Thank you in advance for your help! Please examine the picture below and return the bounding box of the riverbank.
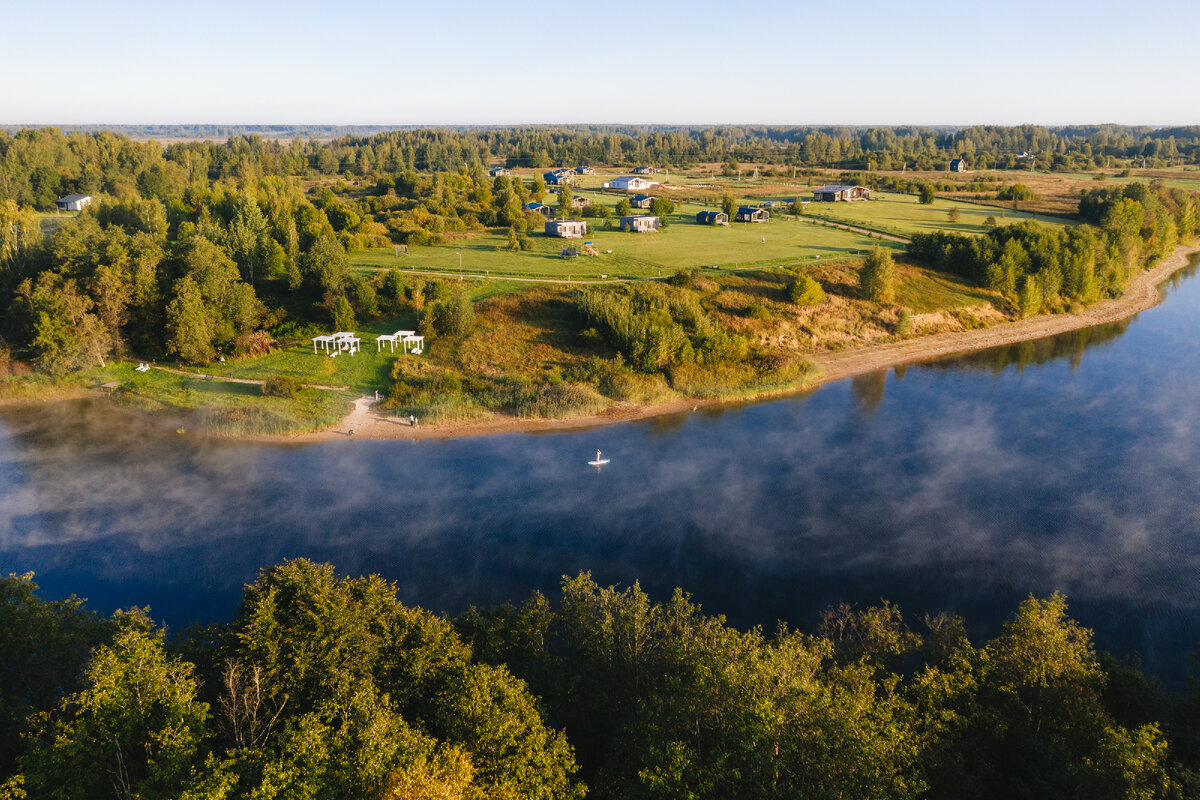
[271,243,1198,443]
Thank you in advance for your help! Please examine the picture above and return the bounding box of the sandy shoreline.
[268,243,1197,444]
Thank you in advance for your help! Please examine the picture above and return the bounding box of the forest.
[0,125,1197,428]
[2,562,1198,800]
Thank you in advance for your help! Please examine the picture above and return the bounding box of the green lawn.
[353,201,892,281]
[800,191,1063,237]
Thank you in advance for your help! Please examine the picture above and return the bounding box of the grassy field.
[353,199,898,280]
[800,191,1064,237]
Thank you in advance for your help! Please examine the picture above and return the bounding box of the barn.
[620,215,659,233]
[736,206,770,223]
[546,219,588,238]
[812,184,872,202]
[55,194,92,211]
[696,211,729,225]
[630,194,653,209]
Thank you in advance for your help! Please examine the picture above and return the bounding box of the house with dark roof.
[546,219,587,238]
[55,193,92,211]
[630,194,653,209]
[524,202,555,218]
[632,166,657,175]
[575,166,596,175]
[735,206,770,222]
[570,195,592,209]
[620,215,659,233]
[950,158,968,172]
[812,184,871,202]
[696,211,729,225]
[544,169,576,186]
[489,166,512,177]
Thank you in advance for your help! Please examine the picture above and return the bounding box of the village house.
[545,219,587,238]
[608,176,655,192]
[812,184,872,202]
[523,202,555,218]
[571,195,591,209]
[949,158,968,172]
[489,166,511,177]
[620,215,660,233]
[630,194,653,209]
[632,166,657,175]
[55,193,92,211]
[544,168,576,186]
[696,210,729,225]
[575,166,596,175]
[736,206,770,223]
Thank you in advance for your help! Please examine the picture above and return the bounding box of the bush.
[233,331,277,358]
[262,374,301,398]
[788,275,827,306]
[860,247,896,303]
[895,308,912,336]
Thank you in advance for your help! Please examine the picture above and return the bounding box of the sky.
[2,0,1197,127]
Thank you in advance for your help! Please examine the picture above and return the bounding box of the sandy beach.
[234,243,1200,443]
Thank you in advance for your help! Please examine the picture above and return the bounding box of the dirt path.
[146,364,348,391]
[806,217,910,243]
[268,244,1200,444]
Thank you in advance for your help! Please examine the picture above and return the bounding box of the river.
[3,256,1199,683]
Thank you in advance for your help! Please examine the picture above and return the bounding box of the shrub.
[788,275,827,306]
[895,308,912,336]
[860,247,896,303]
[262,374,301,398]
[233,331,277,358]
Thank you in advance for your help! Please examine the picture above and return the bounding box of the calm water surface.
[3,256,1200,682]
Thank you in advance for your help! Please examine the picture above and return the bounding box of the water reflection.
[2,255,1200,685]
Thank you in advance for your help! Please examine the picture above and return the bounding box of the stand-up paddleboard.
[588,450,610,466]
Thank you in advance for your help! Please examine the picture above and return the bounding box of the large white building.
[607,176,656,192]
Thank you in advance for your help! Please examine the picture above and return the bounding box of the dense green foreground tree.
[6,564,1200,799]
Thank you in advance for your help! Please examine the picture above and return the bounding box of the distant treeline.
[907,181,1200,316]
[3,561,1200,800]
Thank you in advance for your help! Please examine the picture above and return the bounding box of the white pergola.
[401,334,424,355]
[314,332,360,356]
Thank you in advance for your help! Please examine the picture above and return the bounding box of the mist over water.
[3,256,1200,683]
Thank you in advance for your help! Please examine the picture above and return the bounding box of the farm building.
[609,176,655,192]
[736,206,770,223]
[630,194,653,209]
[546,219,588,238]
[55,193,92,211]
[489,166,511,177]
[812,184,872,202]
[575,166,596,175]
[544,168,576,185]
[524,202,555,218]
[696,210,729,225]
[632,166,657,174]
[620,215,659,233]
[949,158,968,172]
[571,195,592,209]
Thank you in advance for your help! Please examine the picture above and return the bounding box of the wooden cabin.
[812,184,872,202]
[949,158,968,172]
[544,168,576,186]
[489,167,512,177]
[696,210,729,225]
[620,215,659,233]
[545,219,587,238]
[735,206,770,223]
[524,202,555,218]
[630,194,653,209]
[571,195,592,209]
[55,193,92,211]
